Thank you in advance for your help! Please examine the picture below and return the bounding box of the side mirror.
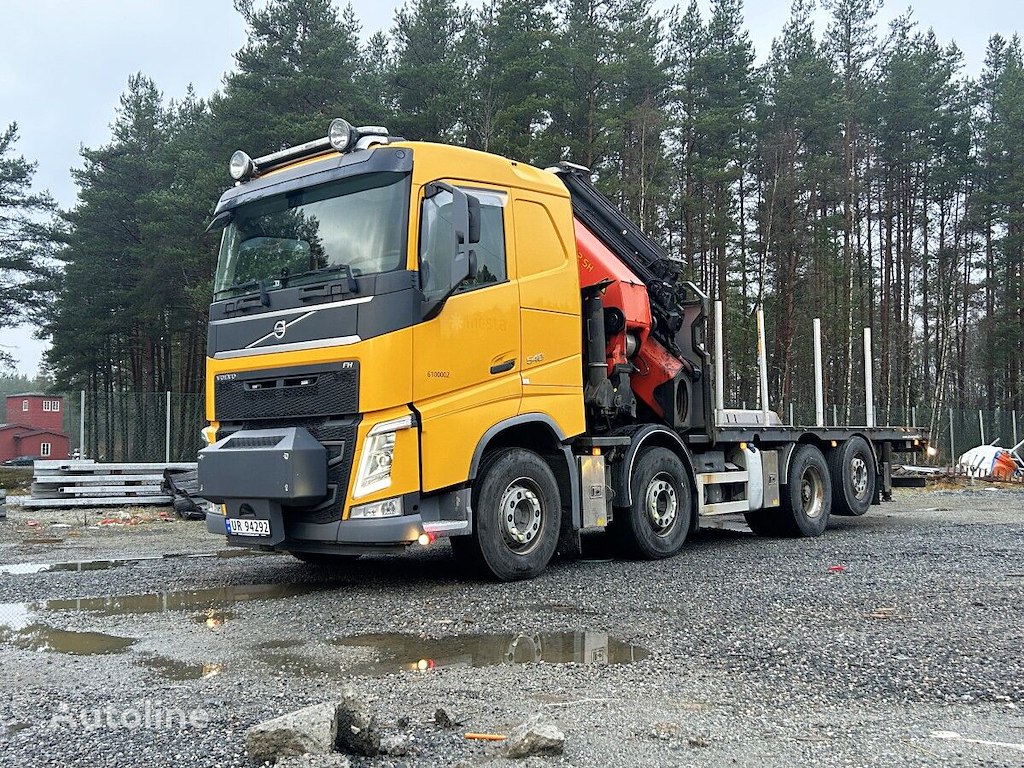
[420,182,479,319]
[467,194,481,245]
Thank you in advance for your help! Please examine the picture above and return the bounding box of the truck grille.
[214,362,359,421]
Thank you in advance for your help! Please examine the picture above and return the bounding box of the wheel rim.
[499,477,544,554]
[800,465,826,519]
[850,456,869,500]
[644,473,678,536]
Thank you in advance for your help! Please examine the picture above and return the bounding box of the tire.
[289,551,360,566]
[828,437,876,516]
[781,444,832,536]
[466,448,561,581]
[614,447,693,559]
[745,444,832,537]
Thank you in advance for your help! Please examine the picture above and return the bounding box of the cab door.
[412,185,521,492]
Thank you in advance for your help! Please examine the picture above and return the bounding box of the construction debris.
[957,445,1021,480]
[19,459,197,508]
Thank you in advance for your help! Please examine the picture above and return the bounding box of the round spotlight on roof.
[329,118,357,152]
[229,150,255,181]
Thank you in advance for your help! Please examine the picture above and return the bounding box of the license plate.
[225,518,270,537]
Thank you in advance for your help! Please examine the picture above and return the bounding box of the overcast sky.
[2,0,1018,378]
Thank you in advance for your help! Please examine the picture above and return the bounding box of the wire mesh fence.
[27,390,1024,467]
[53,391,205,463]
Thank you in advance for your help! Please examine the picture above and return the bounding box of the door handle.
[489,359,515,375]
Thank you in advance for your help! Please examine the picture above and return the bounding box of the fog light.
[417,533,432,546]
[349,497,403,519]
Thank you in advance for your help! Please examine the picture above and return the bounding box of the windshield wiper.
[217,278,271,307]
[282,262,359,294]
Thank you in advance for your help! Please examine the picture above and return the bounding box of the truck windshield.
[213,171,410,299]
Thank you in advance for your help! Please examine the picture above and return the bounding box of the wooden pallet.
[21,459,197,508]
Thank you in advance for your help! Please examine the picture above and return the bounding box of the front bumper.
[208,507,425,552]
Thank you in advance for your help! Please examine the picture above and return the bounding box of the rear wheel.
[828,437,875,516]
[745,444,831,537]
[466,448,561,581]
[614,447,692,559]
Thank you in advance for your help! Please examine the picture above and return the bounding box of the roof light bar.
[227,118,396,182]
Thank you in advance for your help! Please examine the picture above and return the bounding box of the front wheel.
[614,447,693,559]
[466,448,561,581]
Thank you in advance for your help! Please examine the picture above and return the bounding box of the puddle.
[139,655,224,680]
[0,559,135,575]
[0,549,273,576]
[41,582,325,616]
[0,582,327,657]
[0,624,134,655]
[333,630,648,675]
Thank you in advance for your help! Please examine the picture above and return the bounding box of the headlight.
[352,415,415,498]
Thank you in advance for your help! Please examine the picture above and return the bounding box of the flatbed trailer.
[197,119,929,580]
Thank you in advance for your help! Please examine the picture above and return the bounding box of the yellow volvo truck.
[199,119,927,580]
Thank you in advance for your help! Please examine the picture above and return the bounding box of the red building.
[0,394,70,462]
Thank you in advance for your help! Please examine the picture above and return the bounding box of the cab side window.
[455,189,507,294]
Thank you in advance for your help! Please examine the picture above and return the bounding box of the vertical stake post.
[165,391,172,463]
[757,309,770,425]
[949,408,956,468]
[79,390,86,459]
[863,328,875,428]
[714,300,725,425]
[813,318,824,427]
[979,410,985,445]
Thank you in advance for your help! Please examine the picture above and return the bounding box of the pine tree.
[822,0,881,416]
[465,0,553,162]
[547,0,619,168]
[214,0,367,155]
[605,0,670,233]
[756,0,841,409]
[388,0,473,142]
[0,124,55,370]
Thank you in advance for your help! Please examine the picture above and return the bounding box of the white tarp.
[957,445,1014,478]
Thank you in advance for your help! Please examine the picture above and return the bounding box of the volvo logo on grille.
[272,320,287,339]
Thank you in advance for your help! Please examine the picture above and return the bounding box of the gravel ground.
[0,485,1022,767]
